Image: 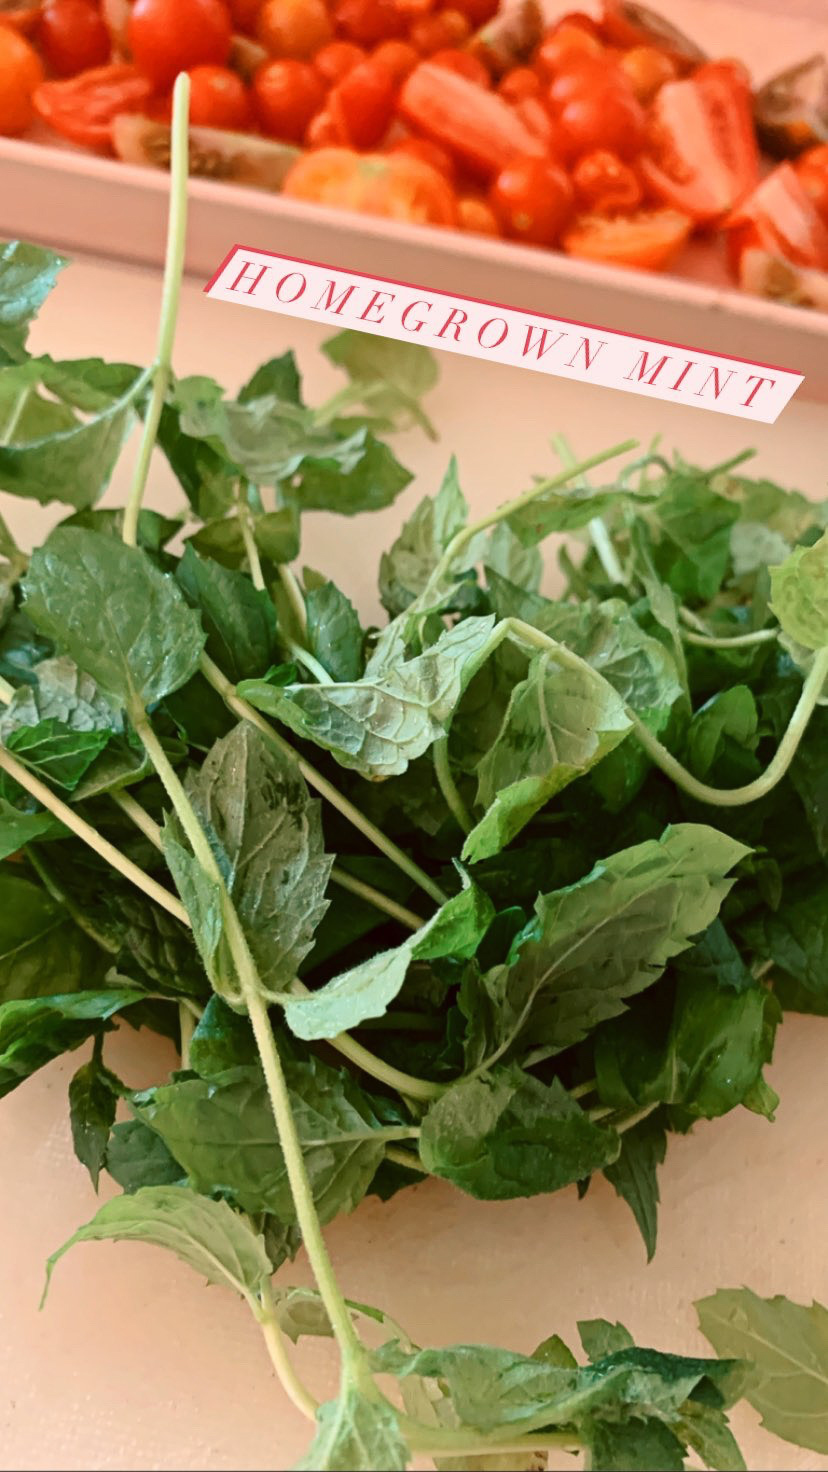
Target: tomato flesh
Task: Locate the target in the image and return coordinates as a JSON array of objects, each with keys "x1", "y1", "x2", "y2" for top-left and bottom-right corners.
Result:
[
  {"x1": 563, "y1": 207, "x2": 692, "y2": 269},
  {"x1": 573, "y1": 149, "x2": 642, "y2": 214},
  {"x1": 726, "y1": 162, "x2": 828, "y2": 271},
  {"x1": 283, "y1": 145, "x2": 458, "y2": 226},
  {"x1": 0, "y1": 22, "x2": 42, "y2": 134},
  {"x1": 33, "y1": 61, "x2": 154, "y2": 148},
  {"x1": 328, "y1": 58, "x2": 395, "y2": 149},
  {"x1": 400, "y1": 61, "x2": 544, "y2": 178},
  {"x1": 641, "y1": 69, "x2": 759, "y2": 223}
]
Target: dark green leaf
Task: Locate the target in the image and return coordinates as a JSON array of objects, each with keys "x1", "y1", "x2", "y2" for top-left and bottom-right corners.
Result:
[
  {"x1": 176, "y1": 543, "x2": 278, "y2": 682},
  {"x1": 603, "y1": 1115, "x2": 666, "y2": 1262},
  {"x1": 0, "y1": 241, "x2": 66, "y2": 365},
  {"x1": 238, "y1": 350, "x2": 302, "y2": 406},
  {"x1": 0, "y1": 987, "x2": 141, "y2": 1097},
  {"x1": 379, "y1": 457, "x2": 472, "y2": 615},
  {"x1": 105, "y1": 1118, "x2": 184, "y2": 1193},
  {"x1": 685, "y1": 687, "x2": 759, "y2": 783},
  {"x1": 0, "y1": 873, "x2": 109, "y2": 1001},
  {"x1": 68, "y1": 1052, "x2": 121, "y2": 1188},
  {"x1": 188, "y1": 995, "x2": 257, "y2": 1078},
  {"x1": 0, "y1": 797, "x2": 65, "y2": 857},
  {"x1": 586, "y1": 1417, "x2": 686, "y2": 1470},
  {"x1": 306, "y1": 578, "x2": 364, "y2": 682},
  {"x1": 770, "y1": 531, "x2": 828, "y2": 650},
  {"x1": 4, "y1": 720, "x2": 111, "y2": 791},
  {"x1": 739, "y1": 873, "x2": 828, "y2": 999}
]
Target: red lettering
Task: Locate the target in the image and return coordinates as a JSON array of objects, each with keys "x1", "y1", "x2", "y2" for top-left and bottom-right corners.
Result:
[
  {"x1": 625, "y1": 350, "x2": 671, "y2": 386},
  {"x1": 312, "y1": 279, "x2": 356, "y2": 314},
  {"x1": 437, "y1": 307, "x2": 467, "y2": 341},
  {"x1": 742, "y1": 374, "x2": 777, "y2": 408},
  {"x1": 669, "y1": 359, "x2": 696, "y2": 392},
  {"x1": 565, "y1": 336, "x2": 606, "y2": 371},
  {"x1": 521, "y1": 325, "x2": 567, "y2": 360},
  {"x1": 401, "y1": 299, "x2": 432, "y2": 333},
  {"x1": 275, "y1": 272, "x2": 306, "y2": 303},
  {"x1": 228, "y1": 259, "x2": 269, "y2": 295},
  {"x1": 695, "y1": 367, "x2": 735, "y2": 400},
  {"x1": 360, "y1": 289, "x2": 395, "y2": 324},
  {"x1": 478, "y1": 317, "x2": 509, "y2": 350}
]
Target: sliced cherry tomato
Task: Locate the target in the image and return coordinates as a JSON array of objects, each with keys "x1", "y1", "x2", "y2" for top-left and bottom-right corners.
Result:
[
  {"x1": 33, "y1": 60, "x2": 154, "y2": 146},
  {"x1": 328, "y1": 56, "x2": 394, "y2": 148},
  {"x1": 371, "y1": 38, "x2": 418, "y2": 83},
  {"x1": 0, "y1": 4, "x2": 43, "y2": 37},
  {"x1": 726, "y1": 162, "x2": 828, "y2": 271},
  {"x1": 253, "y1": 57, "x2": 323, "y2": 141},
  {"x1": 313, "y1": 40, "x2": 365, "y2": 86},
  {"x1": 37, "y1": 0, "x2": 110, "y2": 76},
  {"x1": 554, "y1": 72, "x2": 645, "y2": 159},
  {"x1": 641, "y1": 68, "x2": 759, "y2": 223},
  {"x1": 694, "y1": 57, "x2": 752, "y2": 96},
  {"x1": 536, "y1": 21, "x2": 603, "y2": 78},
  {"x1": 513, "y1": 95, "x2": 570, "y2": 159},
  {"x1": 335, "y1": 0, "x2": 405, "y2": 45},
  {"x1": 282, "y1": 145, "x2": 458, "y2": 225},
  {"x1": 430, "y1": 47, "x2": 489, "y2": 88},
  {"x1": 497, "y1": 66, "x2": 539, "y2": 103},
  {"x1": 457, "y1": 195, "x2": 500, "y2": 234},
  {"x1": 188, "y1": 63, "x2": 252, "y2": 128},
  {"x1": 257, "y1": 0, "x2": 332, "y2": 59},
  {"x1": 795, "y1": 143, "x2": 828, "y2": 224},
  {"x1": 619, "y1": 44, "x2": 676, "y2": 103},
  {"x1": 562, "y1": 206, "x2": 692, "y2": 269},
  {"x1": 390, "y1": 133, "x2": 455, "y2": 181},
  {"x1": 400, "y1": 61, "x2": 544, "y2": 178},
  {"x1": 0, "y1": 22, "x2": 42, "y2": 133},
  {"x1": 573, "y1": 148, "x2": 642, "y2": 214},
  {"x1": 128, "y1": 0, "x2": 232, "y2": 91},
  {"x1": 305, "y1": 107, "x2": 340, "y2": 146},
  {"x1": 410, "y1": 8, "x2": 470, "y2": 55},
  {"x1": 599, "y1": 1, "x2": 705, "y2": 71},
  {"x1": 490, "y1": 155, "x2": 574, "y2": 244}
]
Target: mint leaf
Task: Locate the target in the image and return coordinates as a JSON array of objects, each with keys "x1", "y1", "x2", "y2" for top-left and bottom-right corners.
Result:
[
  {"x1": 686, "y1": 687, "x2": 759, "y2": 782},
  {"x1": 68, "y1": 1052, "x2": 121, "y2": 1188},
  {"x1": 0, "y1": 987, "x2": 141, "y2": 1097},
  {"x1": 43, "y1": 1185, "x2": 272, "y2": 1308},
  {"x1": 586, "y1": 1418, "x2": 686, "y2": 1471},
  {"x1": 739, "y1": 874, "x2": 828, "y2": 1000},
  {"x1": 697, "y1": 1289, "x2": 828, "y2": 1455},
  {"x1": 0, "y1": 873, "x2": 109, "y2": 1001},
  {"x1": 420, "y1": 1067, "x2": 620, "y2": 1200},
  {"x1": 297, "y1": 1389, "x2": 409, "y2": 1471},
  {"x1": 176, "y1": 544, "x2": 278, "y2": 682},
  {"x1": 0, "y1": 655, "x2": 124, "y2": 735},
  {"x1": 0, "y1": 798, "x2": 65, "y2": 858},
  {"x1": 678, "y1": 1401, "x2": 746, "y2": 1471},
  {"x1": 0, "y1": 241, "x2": 66, "y2": 365},
  {"x1": 23, "y1": 529, "x2": 204, "y2": 708},
  {"x1": 770, "y1": 531, "x2": 828, "y2": 650},
  {"x1": 3, "y1": 721, "x2": 111, "y2": 791},
  {"x1": 322, "y1": 328, "x2": 438, "y2": 438},
  {"x1": 603, "y1": 1115, "x2": 666, "y2": 1262},
  {"x1": 105, "y1": 1119, "x2": 184, "y2": 1193},
  {"x1": 485, "y1": 522, "x2": 542, "y2": 592},
  {"x1": 577, "y1": 1320, "x2": 634, "y2": 1361},
  {"x1": 379, "y1": 457, "x2": 472, "y2": 615},
  {"x1": 305, "y1": 578, "x2": 364, "y2": 682}
]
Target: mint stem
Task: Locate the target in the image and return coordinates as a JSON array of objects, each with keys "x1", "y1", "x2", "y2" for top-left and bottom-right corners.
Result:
[
  {"x1": 433, "y1": 735, "x2": 472, "y2": 834},
  {"x1": 553, "y1": 433, "x2": 626, "y2": 587},
  {"x1": 255, "y1": 1279, "x2": 319, "y2": 1420}
]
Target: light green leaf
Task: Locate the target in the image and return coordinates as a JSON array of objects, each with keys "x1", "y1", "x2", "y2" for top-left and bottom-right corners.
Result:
[
  {"x1": 161, "y1": 828, "x2": 230, "y2": 998},
  {"x1": 323, "y1": 329, "x2": 438, "y2": 435},
  {"x1": 306, "y1": 578, "x2": 364, "y2": 682},
  {"x1": 770, "y1": 531, "x2": 828, "y2": 651},
  {"x1": 0, "y1": 987, "x2": 142, "y2": 1097},
  {"x1": 506, "y1": 485, "x2": 633, "y2": 549},
  {"x1": 0, "y1": 873, "x2": 109, "y2": 1002},
  {"x1": 578, "y1": 1320, "x2": 634, "y2": 1362},
  {"x1": 0, "y1": 655, "x2": 124, "y2": 736},
  {"x1": 485, "y1": 522, "x2": 542, "y2": 593},
  {"x1": 240, "y1": 616, "x2": 495, "y2": 780},
  {"x1": 379, "y1": 457, "x2": 473, "y2": 615},
  {"x1": 586, "y1": 1418, "x2": 686, "y2": 1471},
  {"x1": 3, "y1": 720, "x2": 111, "y2": 791},
  {"x1": 420, "y1": 1067, "x2": 619, "y2": 1201},
  {"x1": 0, "y1": 797, "x2": 65, "y2": 858},
  {"x1": 603, "y1": 1115, "x2": 666, "y2": 1263},
  {"x1": 43, "y1": 1185, "x2": 272, "y2": 1308},
  {"x1": 176, "y1": 544, "x2": 278, "y2": 683},
  {"x1": 678, "y1": 1401, "x2": 747, "y2": 1471},
  {"x1": 23, "y1": 529, "x2": 205, "y2": 708},
  {"x1": 465, "y1": 650, "x2": 632, "y2": 861},
  {"x1": 697, "y1": 1289, "x2": 828, "y2": 1455},
  {"x1": 0, "y1": 241, "x2": 66, "y2": 365},
  {"x1": 296, "y1": 1389, "x2": 409, "y2": 1471},
  {"x1": 68, "y1": 1052, "x2": 121, "y2": 1188}
]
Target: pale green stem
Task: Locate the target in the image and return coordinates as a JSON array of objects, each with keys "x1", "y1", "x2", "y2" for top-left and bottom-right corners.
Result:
[
  {"x1": 708, "y1": 448, "x2": 757, "y2": 478},
  {"x1": 0, "y1": 744, "x2": 189, "y2": 924},
  {"x1": 255, "y1": 1279, "x2": 319, "y2": 1421},
  {"x1": 285, "y1": 638, "x2": 333, "y2": 685},
  {"x1": 277, "y1": 563, "x2": 308, "y2": 639},
  {"x1": 419, "y1": 438, "x2": 637, "y2": 610},
  {"x1": 615, "y1": 1102, "x2": 658, "y2": 1134},
  {"x1": 111, "y1": 789, "x2": 164, "y2": 846},
  {"x1": 433, "y1": 735, "x2": 472, "y2": 835},
  {"x1": 588, "y1": 1104, "x2": 615, "y2": 1122},
  {"x1": 384, "y1": 1145, "x2": 428, "y2": 1174},
  {"x1": 122, "y1": 73, "x2": 190, "y2": 549},
  {"x1": 553, "y1": 433, "x2": 626, "y2": 587},
  {"x1": 682, "y1": 626, "x2": 778, "y2": 650},
  {"x1": 397, "y1": 1414, "x2": 584, "y2": 1457},
  {"x1": 1, "y1": 385, "x2": 32, "y2": 446},
  {"x1": 569, "y1": 1077, "x2": 597, "y2": 1100},
  {"x1": 238, "y1": 488, "x2": 266, "y2": 593},
  {"x1": 178, "y1": 1002, "x2": 196, "y2": 1068},
  {"x1": 200, "y1": 652, "x2": 448, "y2": 905}
]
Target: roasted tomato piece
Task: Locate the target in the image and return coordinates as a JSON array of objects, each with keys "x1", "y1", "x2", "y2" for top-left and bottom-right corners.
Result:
[
  {"x1": 32, "y1": 62, "x2": 155, "y2": 149},
  {"x1": 726, "y1": 162, "x2": 828, "y2": 271},
  {"x1": 599, "y1": 1, "x2": 706, "y2": 70},
  {"x1": 754, "y1": 55, "x2": 828, "y2": 159},
  {"x1": 573, "y1": 149, "x2": 642, "y2": 214},
  {"x1": 282, "y1": 146, "x2": 458, "y2": 226},
  {"x1": 640, "y1": 66, "x2": 759, "y2": 223},
  {"x1": 562, "y1": 207, "x2": 692, "y2": 270}
]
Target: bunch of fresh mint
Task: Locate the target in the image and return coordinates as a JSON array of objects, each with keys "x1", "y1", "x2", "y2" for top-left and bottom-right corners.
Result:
[{"x1": 2, "y1": 84, "x2": 828, "y2": 1472}]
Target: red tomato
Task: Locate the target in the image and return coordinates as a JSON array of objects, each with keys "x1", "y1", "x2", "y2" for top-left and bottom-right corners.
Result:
[
  {"x1": 410, "y1": 8, "x2": 470, "y2": 54},
  {"x1": 128, "y1": 0, "x2": 232, "y2": 90},
  {"x1": 497, "y1": 66, "x2": 540, "y2": 103},
  {"x1": 490, "y1": 156, "x2": 574, "y2": 245},
  {"x1": 694, "y1": 57, "x2": 752, "y2": 95},
  {"x1": 253, "y1": 56, "x2": 323, "y2": 140},
  {"x1": 0, "y1": 22, "x2": 42, "y2": 133},
  {"x1": 619, "y1": 45, "x2": 676, "y2": 102},
  {"x1": 726, "y1": 163, "x2": 828, "y2": 271},
  {"x1": 328, "y1": 57, "x2": 394, "y2": 148},
  {"x1": 390, "y1": 132, "x2": 455, "y2": 180},
  {"x1": 430, "y1": 47, "x2": 489, "y2": 87},
  {"x1": 546, "y1": 56, "x2": 617, "y2": 110},
  {"x1": 395, "y1": 0, "x2": 435, "y2": 14},
  {"x1": 0, "y1": 4, "x2": 42, "y2": 37},
  {"x1": 401, "y1": 61, "x2": 543, "y2": 178},
  {"x1": 305, "y1": 107, "x2": 340, "y2": 145},
  {"x1": 562, "y1": 207, "x2": 692, "y2": 269},
  {"x1": 795, "y1": 144, "x2": 828, "y2": 224},
  {"x1": 313, "y1": 40, "x2": 365, "y2": 85},
  {"x1": 371, "y1": 38, "x2": 418, "y2": 83},
  {"x1": 556, "y1": 76, "x2": 645, "y2": 160},
  {"x1": 228, "y1": 0, "x2": 261, "y2": 33},
  {"x1": 335, "y1": 0, "x2": 405, "y2": 45},
  {"x1": 283, "y1": 145, "x2": 458, "y2": 225},
  {"x1": 641, "y1": 68, "x2": 759, "y2": 223},
  {"x1": 188, "y1": 63, "x2": 251, "y2": 128},
  {"x1": 33, "y1": 61, "x2": 153, "y2": 146},
  {"x1": 536, "y1": 22, "x2": 603, "y2": 78},
  {"x1": 573, "y1": 148, "x2": 641, "y2": 213},
  {"x1": 37, "y1": 0, "x2": 110, "y2": 77},
  {"x1": 257, "y1": 0, "x2": 332, "y2": 58},
  {"x1": 449, "y1": 0, "x2": 498, "y2": 24},
  {"x1": 457, "y1": 195, "x2": 500, "y2": 234},
  {"x1": 513, "y1": 95, "x2": 570, "y2": 158}
]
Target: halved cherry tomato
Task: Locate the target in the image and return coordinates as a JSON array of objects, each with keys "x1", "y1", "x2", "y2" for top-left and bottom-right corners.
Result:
[
  {"x1": 619, "y1": 45, "x2": 676, "y2": 103},
  {"x1": 497, "y1": 66, "x2": 539, "y2": 103},
  {"x1": 328, "y1": 56, "x2": 394, "y2": 148},
  {"x1": 313, "y1": 40, "x2": 365, "y2": 86},
  {"x1": 573, "y1": 149, "x2": 642, "y2": 214},
  {"x1": 641, "y1": 67, "x2": 759, "y2": 223},
  {"x1": 457, "y1": 195, "x2": 500, "y2": 234},
  {"x1": 253, "y1": 57, "x2": 323, "y2": 140},
  {"x1": 410, "y1": 8, "x2": 470, "y2": 55},
  {"x1": 400, "y1": 61, "x2": 543, "y2": 178},
  {"x1": 795, "y1": 144, "x2": 828, "y2": 224},
  {"x1": 430, "y1": 47, "x2": 489, "y2": 88},
  {"x1": 305, "y1": 107, "x2": 340, "y2": 146},
  {"x1": 0, "y1": 21, "x2": 42, "y2": 133},
  {"x1": 257, "y1": 0, "x2": 332, "y2": 59},
  {"x1": 490, "y1": 155, "x2": 574, "y2": 244},
  {"x1": 282, "y1": 145, "x2": 458, "y2": 225},
  {"x1": 188, "y1": 63, "x2": 252, "y2": 128},
  {"x1": 535, "y1": 21, "x2": 603, "y2": 78},
  {"x1": 390, "y1": 132, "x2": 455, "y2": 181},
  {"x1": 0, "y1": 3, "x2": 42, "y2": 37},
  {"x1": 599, "y1": 1, "x2": 706, "y2": 71},
  {"x1": 726, "y1": 162, "x2": 828, "y2": 270},
  {"x1": 371, "y1": 38, "x2": 418, "y2": 83},
  {"x1": 562, "y1": 206, "x2": 692, "y2": 269},
  {"x1": 33, "y1": 61, "x2": 153, "y2": 147},
  {"x1": 37, "y1": 0, "x2": 110, "y2": 76},
  {"x1": 513, "y1": 95, "x2": 569, "y2": 159},
  {"x1": 335, "y1": 0, "x2": 405, "y2": 45},
  {"x1": 128, "y1": 0, "x2": 232, "y2": 91}
]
